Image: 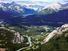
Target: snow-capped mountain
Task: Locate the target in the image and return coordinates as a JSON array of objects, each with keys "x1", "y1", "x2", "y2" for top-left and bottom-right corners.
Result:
[
  {"x1": 16, "y1": 1, "x2": 47, "y2": 11},
  {"x1": 44, "y1": 2, "x2": 62, "y2": 11},
  {"x1": 1, "y1": 1, "x2": 68, "y2": 16},
  {"x1": 38, "y1": 2, "x2": 68, "y2": 15},
  {"x1": 0, "y1": 1, "x2": 68, "y2": 16},
  {"x1": 0, "y1": 2, "x2": 37, "y2": 16},
  {"x1": 0, "y1": 1, "x2": 68, "y2": 26}
]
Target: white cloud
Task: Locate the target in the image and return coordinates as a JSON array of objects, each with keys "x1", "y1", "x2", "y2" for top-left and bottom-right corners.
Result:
[
  {"x1": 0, "y1": 0, "x2": 66, "y2": 2},
  {"x1": 0, "y1": 0, "x2": 67, "y2": 4}
]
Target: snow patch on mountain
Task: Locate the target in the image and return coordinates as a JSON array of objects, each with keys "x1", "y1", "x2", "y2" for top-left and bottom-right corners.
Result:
[
  {"x1": 0, "y1": 2, "x2": 37, "y2": 16},
  {"x1": 42, "y1": 2, "x2": 62, "y2": 11},
  {"x1": 38, "y1": 2, "x2": 68, "y2": 15}
]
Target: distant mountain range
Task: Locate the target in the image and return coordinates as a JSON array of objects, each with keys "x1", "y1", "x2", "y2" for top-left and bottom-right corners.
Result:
[
  {"x1": 0, "y1": 2, "x2": 68, "y2": 26},
  {"x1": 0, "y1": 2, "x2": 37, "y2": 16}
]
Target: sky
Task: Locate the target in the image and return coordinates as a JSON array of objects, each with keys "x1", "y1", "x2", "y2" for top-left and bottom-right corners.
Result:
[
  {"x1": 0, "y1": 0, "x2": 68, "y2": 4},
  {"x1": 0, "y1": 0, "x2": 67, "y2": 2}
]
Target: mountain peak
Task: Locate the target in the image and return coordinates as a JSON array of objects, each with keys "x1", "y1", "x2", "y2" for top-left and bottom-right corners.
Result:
[
  {"x1": 46, "y1": 2, "x2": 62, "y2": 10},
  {"x1": 38, "y1": 2, "x2": 63, "y2": 15}
]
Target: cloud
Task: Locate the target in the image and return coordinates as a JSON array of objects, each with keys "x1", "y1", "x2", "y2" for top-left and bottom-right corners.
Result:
[
  {"x1": 0, "y1": 0, "x2": 67, "y2": 4},
  {"x1": 0, "y1": 0, "x2": 64, "y2": 2}
]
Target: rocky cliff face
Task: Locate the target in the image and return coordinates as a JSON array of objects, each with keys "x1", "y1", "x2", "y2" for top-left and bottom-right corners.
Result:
[
  {"x1": 43, "y1": 24, "x2": 68, "y2": 44},
  {"x1": 0, "y1": 27, "x2": 24, "y2": 44}
]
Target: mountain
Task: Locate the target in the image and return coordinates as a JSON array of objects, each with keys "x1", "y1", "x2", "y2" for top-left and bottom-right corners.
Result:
[
  {"x1": 0, "y1": 1, "x2": 68, "y2": 26},
  {"x1": 0, "y1": 2, "x2": 36, "y2": 16},
  {"x1": 62, "y1": 3, "x2": 68, "y2": 9},
  {"x1": 19, "y1": 2, "x2": 68, "y2": 26},
  {"x1": 38, "y1": 2, "x2": 68, "y2": 15},
  {"x1": 38, "y1": 2, "x2": 61, "y2": 15},
  {"x1": 24, "y1": 8, "x2": 68, "y2": 26},
  {"x1": 0, "y1": 2, "x2": 37, "y2": 26}
]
